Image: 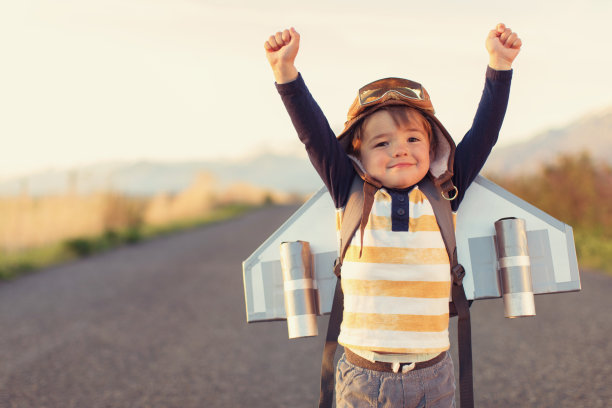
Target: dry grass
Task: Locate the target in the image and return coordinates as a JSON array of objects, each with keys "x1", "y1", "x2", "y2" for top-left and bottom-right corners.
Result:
[
  {"x1": 0, "y1": 193, "x2": 145, "y2": 251},
  {"x1": 0, "y1": 172, "x2": 300, "y2": 253}
]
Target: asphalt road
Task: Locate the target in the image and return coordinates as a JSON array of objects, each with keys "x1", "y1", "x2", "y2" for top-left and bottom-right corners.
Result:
[{"x1": 0, "y1": 205, "x2": 610, "y2": 408}]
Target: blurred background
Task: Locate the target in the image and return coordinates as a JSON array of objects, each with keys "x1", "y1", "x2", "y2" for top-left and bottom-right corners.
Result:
[
  {"x1": 0, "y1": 0, "x2": 610, "y2": 274},
  {"x1": 0, "y1": 2, "x2": 611, "y2": 407}
]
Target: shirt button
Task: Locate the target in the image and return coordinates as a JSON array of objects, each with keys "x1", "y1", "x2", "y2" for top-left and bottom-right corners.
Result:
[
  {"x1": 398, "y1": 195, "x2": 406, "y2": 202},
  {"x1": 397, "y1": 208, "x2": 406, "y2": 216}
]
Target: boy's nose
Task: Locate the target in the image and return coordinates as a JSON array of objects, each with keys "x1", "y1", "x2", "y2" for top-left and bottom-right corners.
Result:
[{"x1": 392, "y1": 142, "x2": 409, "y2": 157}]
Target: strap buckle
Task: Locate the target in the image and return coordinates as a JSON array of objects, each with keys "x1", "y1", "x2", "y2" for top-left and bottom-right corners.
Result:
[
  {"x1": 333, "y1": 257, "x2": 342, "y2": 278},
  {"x1": 451, "y1": 264, "x2": 465, "y2": 286},
  {"x1": 441, "y1": 186, "x2": 458, "y2": 201}
]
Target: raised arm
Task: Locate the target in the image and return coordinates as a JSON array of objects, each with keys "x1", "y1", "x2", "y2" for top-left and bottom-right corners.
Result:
[
  {"x1": 452, "y1": 23, "x2": 522, "y2": 209},
  {"x1": 265, "y1": 28, "x2": 355, "y2": 207}
]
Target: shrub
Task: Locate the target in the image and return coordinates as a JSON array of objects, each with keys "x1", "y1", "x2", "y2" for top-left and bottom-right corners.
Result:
[{"x1": 488, "y1": 152, "x2": 612, "y2": 274}]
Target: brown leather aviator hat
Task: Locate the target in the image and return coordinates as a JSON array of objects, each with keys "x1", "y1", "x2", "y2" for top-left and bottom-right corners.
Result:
[{"x1": 337, "y1": 77, "x2": 457, "y2": 195}]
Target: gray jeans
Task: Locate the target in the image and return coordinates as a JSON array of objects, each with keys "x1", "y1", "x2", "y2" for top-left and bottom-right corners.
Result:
[{"x1": 335, "y1": 352, "x2": 456, "y2": 408}]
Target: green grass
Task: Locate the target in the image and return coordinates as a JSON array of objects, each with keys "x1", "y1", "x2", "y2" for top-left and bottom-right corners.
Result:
[
  {"x1": 0, "y1": 203, "x2": 258, "y2": 281},
  {"x1": 0, "y1": 243, "x2": 75, "y2": 280},
  {"x1": 573, "y1": 228, "x2": 612, "y2": 275}
]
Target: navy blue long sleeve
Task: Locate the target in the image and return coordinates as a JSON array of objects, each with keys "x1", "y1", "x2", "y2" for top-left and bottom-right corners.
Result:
[
  {"x1": 452, "y1": 67, "x2": 512, "y2": 207},
  {"x1": 276, "y1": 67, "x2": 512, "y2": 213}
]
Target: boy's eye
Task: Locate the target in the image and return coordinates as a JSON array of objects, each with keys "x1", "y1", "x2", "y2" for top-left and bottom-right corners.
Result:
[
  {"x1": 408, "y1": 136, "x2": 421, "y2": 143},
  {"x1": 374, "y1": 141, "x2": 388, "y2": 148}
]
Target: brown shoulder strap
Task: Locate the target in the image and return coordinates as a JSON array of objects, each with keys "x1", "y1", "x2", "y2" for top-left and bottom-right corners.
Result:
[
  {"x1": 418, "y1": 177, "x2": 456, "y2": 262},
  {"x1": 335, "y1": 176, "x2": 365, "y2": 276},
  {"x1": 420, "y1": 176, "x2": 474, "y2": 408},
  {"x1": 320, "y1": 176, "x2": 363, "y2": 408},
  {"x1": 319, "y1": 277, "x2": 343, "y2": 408}
]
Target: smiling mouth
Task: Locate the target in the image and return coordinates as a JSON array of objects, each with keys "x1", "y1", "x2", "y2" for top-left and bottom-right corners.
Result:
[{"x1": 389, "y1": 163, "x2": 415, "y2": 169}]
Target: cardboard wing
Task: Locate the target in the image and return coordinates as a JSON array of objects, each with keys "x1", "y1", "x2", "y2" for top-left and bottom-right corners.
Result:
[{"x1": 243, "y1": 175, "x2": 580, "y2": 323}]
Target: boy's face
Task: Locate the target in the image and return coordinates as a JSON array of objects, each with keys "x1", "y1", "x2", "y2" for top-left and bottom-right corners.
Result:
[{"x1": 359, "y1": 110, "x2": 431, "y2": 189}]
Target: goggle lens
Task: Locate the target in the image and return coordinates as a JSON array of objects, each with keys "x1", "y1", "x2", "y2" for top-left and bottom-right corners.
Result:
[{"x1": 358, "y1": 78, "x2": 426, "y2": 106}]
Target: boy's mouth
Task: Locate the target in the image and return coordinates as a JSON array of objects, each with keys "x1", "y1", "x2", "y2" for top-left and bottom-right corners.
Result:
[{"x1": 389, "y1": 162, "x2": 415, "y2": 169}]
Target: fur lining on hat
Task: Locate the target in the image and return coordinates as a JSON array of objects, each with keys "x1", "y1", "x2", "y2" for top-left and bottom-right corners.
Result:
[{"x1": 429, "y1": 123, "x2": 452, "y2": 180}]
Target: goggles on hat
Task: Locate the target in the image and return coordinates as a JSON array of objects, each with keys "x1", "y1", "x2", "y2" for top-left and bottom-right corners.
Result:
[{"x1": 358, "y1": 77, "x2": 428, "y2": 106}]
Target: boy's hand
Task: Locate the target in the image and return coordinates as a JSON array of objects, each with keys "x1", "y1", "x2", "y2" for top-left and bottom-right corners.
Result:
[
  {"x1": 486, "y1": 23, "x2": 522, "y2": 70},
  {"x1": 264, "y1": 27, "x2": 300, "y2": 84}
]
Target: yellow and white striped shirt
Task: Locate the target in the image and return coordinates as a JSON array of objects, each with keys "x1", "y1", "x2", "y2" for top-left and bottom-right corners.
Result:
[{"x1": 336, "y1": 186, "x2": 453, "y2": 354}]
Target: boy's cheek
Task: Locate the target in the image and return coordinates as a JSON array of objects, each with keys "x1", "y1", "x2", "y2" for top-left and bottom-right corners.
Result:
[{"x1": 363, "y1": 160, "x2": 382, "y2": 178}]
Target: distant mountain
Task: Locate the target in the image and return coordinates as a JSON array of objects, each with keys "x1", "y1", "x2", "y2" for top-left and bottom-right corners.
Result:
[
  {"x1": 483, "y1": 106, "x2": 612, "y2": 176},
  {"x1": 2, "y1": 106, "x2": 610, "y2": 196},
  {"x1": 0, "y1": 153, "x2": 322, "y2": 196}
]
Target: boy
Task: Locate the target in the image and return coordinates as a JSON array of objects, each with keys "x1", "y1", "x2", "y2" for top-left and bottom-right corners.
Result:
[{"x1": 265, "y1": 24, "x2": 521, "y2": 407}]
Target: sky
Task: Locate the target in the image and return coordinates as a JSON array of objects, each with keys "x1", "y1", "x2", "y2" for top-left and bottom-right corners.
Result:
[{"x1": 1, "y1": 0, "x2": 611, "y2": 179}]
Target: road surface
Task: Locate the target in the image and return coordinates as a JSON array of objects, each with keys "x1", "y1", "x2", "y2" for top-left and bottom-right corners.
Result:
[{"x1": 0, "y1": 205, "x2": 610, "y2": 407}]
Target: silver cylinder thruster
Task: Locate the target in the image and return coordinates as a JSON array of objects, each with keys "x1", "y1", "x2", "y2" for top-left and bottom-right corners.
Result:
[
  {"x1": 279, "y1": 241, "x2": 319, "y2": 338},
  {"x1": 494, "y1": 218, "x2": 536, "y2": 318}
]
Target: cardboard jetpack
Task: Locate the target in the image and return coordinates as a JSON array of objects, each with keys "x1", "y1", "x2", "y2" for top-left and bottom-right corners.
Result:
[{"x1": 242, "y1": 175, "x2": 581, "y2": 325}]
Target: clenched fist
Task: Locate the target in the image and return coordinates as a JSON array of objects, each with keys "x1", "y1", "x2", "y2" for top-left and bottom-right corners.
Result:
[
  {"x1": 264, "y1": 27, "x2": 300, "y2": 84},
  {"x1": 486, "y1": 23, "x2": 522, "y2": 70}
]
